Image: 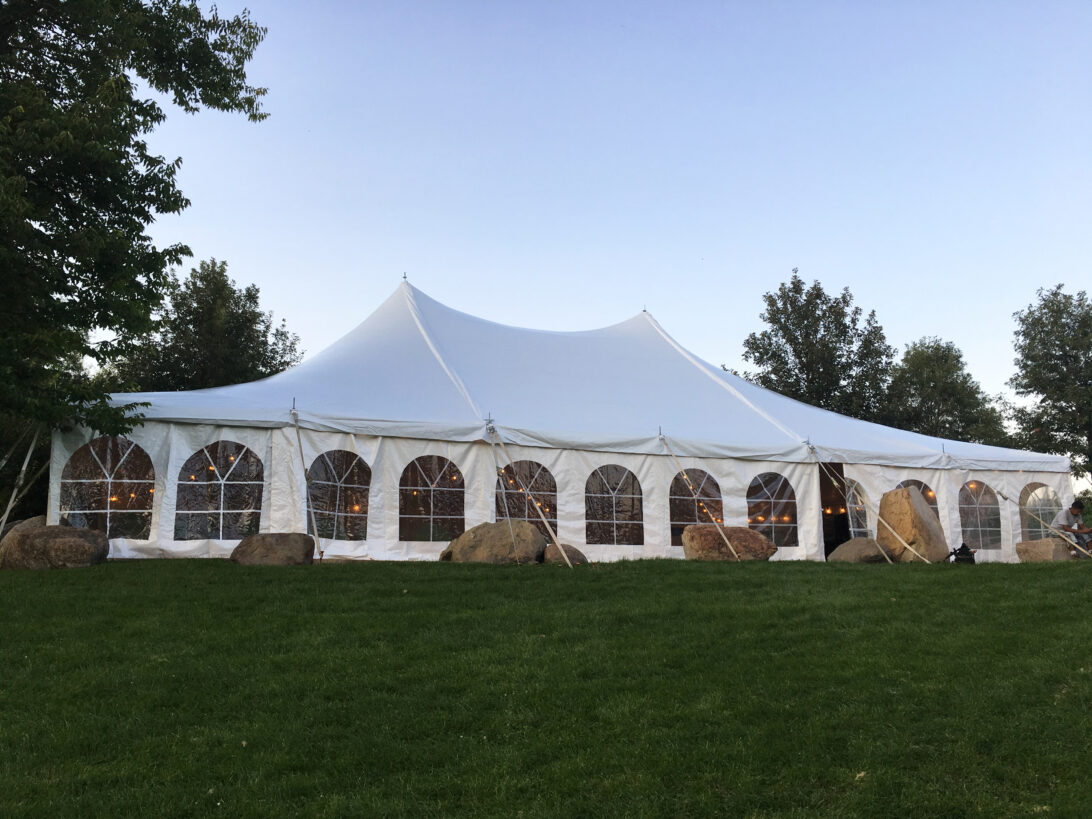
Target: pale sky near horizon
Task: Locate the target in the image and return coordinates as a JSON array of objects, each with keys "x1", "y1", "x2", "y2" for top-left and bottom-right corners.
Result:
[{"x1": 144, "y1": 0, "x2": 1092, "y2": 400}]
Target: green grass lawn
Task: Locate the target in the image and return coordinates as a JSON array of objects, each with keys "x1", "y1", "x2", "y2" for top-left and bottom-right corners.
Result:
[{"x1": 2, "y1": 559, "x2": 1091, "y2": 818}]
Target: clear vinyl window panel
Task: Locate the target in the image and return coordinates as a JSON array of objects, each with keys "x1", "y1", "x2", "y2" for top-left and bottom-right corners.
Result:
[
  {"x1": 844, "y1": 479, "x2": 870, "y2": 539},
  {"x1": 585, "y1": 464, "x2": 644, "y2": 546},
  {"x1": 668, "y1": 469, "x2": 722, "y2": 547},
  {"x1": 1019, "y1": 483, "x2": 1062, "y2": 542},
  {"x1": 496, "y1": 461, "x2": 557, "y2": 538},
  {"x1": 307, "y1": 450, "x2": 371, "y2": 541},
  {"x1": 174, "y1": 440, "x2": 264, "y2": 541},
  {"x1": 747, "y1": 472, "x2": 797, "y2": 548},
  {"x1": 399, "y1": 455, "x2": 465, "y2": 542},
  {"x1": 958, "y1": 479, "x2": 1002, "y2": 550},
  {"x1": 59, "y1": 436, "x2": 155, "y2": 539}
]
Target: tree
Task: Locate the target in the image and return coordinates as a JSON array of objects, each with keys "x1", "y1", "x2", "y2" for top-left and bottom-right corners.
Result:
[
  {"x1": 0, "y1": 1, "x2": 267, "y2": 435},
  {"x1": 1009, "y1": 285, "x2": 1092, "y2": 477},
  {"x1": 741, "y1": 269, "x2": 895, "y2": 421},
  {"x1": 881, "y1": 337, "x2": 1009, "y2": 445},
  {"x1": 109, "y1": 259, "x2": 303, "y2": 392}
]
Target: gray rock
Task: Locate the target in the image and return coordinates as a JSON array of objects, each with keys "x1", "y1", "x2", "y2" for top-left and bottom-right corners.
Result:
[
  {"x1": 0, "y1": 517, "x2": 108, "y2": 569},
  {"x1": 681, "y1": 525, "x2": 776, "y2": 561},
  {"x1": 876, "y1": 487, "x2": 950, "y2": 563},
  {"x1": 1015, "y1": 538, "x2": 1075, "y2": 563},
  {"x1": 230, "y1": 533, "x2": 315, "y2": 566},
  {"x1": 827, "y1": 537, "x2": 893, "y2": 563},
  {"x1": 440, "y1": 521, "x2": 546, "y2": 564},
  {"x1": 543, "y1": 542, "x2": 588, "y2": 565}
]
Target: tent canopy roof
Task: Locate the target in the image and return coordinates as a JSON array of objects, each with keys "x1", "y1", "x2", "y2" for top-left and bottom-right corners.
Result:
[{"x1": 114, "y1": 282, "x2": 1069, "y2": 471}]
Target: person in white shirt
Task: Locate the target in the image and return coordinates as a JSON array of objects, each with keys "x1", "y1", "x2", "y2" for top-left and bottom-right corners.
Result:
[{"x1": 1052, "y1": 500, "x2": 1092, "y2": 555}]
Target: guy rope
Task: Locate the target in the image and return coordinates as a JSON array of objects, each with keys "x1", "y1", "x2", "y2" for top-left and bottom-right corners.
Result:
[
  {"x1": 487, "y1": 422, "x2": 574, "y2": 569},
  {"x1": 994, "y1": 488, "x2": 1092, "y2": 558},
  {"x1": 659, "y1": 432, "x2": 741, "y2": 562},
  {"x1": 290, "y1": 401, "x2": 324, "y2": 562},
  {"x1": 810, "y1": 453, "x2": 927, "y2": 563}
]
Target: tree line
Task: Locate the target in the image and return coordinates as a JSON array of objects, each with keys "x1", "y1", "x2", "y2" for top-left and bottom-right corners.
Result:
[{"x1": 736, "y1": 270, "x2": 1092, "y2": 477}]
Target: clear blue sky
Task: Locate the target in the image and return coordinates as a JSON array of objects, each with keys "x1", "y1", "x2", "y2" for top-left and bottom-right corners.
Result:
[{"x1": 145, "y1": 0, "x2": 1092, "y2": 398}]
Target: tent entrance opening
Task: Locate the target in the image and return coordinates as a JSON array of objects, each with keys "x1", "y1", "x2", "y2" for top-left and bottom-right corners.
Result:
[{"x1": 820, "y1": 463, "x2": 851, "y2": 558}]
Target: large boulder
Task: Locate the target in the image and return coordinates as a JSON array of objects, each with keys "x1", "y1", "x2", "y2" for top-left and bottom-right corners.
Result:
[
  {"x1": 1016, "y1": 538, "x2": 1075, "y2": 563},
  {"x1": 827, "y1": 537, "x2": 893, "y2": 563},
  {"x1": 0, "y1": 517, "x2": 108, "y2": 569},
  {"x1": 543, "y1": 542, "x2": 588, "y2": 565},
  {"x1": 2, "y1": 514, "x2": 45, "y2": 540},
  {"x1": 875, "y1": 487, "x2": 950, "y2": 563},
  {"x1": 681, "y1": 525, "x2": 777, "y2": 561},
  {"x1": 439, "y1": 521, "x2": 547, "y2": 564},
  {"x1": 230, "y1": 533, "x2": 315, "y2": 566}
]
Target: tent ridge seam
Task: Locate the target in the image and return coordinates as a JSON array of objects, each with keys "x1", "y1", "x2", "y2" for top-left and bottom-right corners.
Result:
[
  {"x1": 402, "y1": 284, "x2": 484, "y2": 422},
  {"x1": 640, "y1": 313, "x2": 805, "y2": 446}
]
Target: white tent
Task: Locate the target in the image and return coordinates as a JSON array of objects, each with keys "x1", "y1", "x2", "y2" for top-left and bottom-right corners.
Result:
[{"x1": 50, "y1": 282, "x2": 1071, "y2": 562}]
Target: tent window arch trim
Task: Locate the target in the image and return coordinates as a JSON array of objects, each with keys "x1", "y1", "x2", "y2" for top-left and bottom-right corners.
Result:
[
  {"x1": 585, "y1": 464, "x2": 644, "y2": 546},
  {"x1": 307, "y1": 450, "x2": 371, "y2": 541},
  {"x1": 174, "y1": 440, "x2": 265, "y2": 541},
  {"x1": 59, "y1": 435, "x2": 155, "y2": 540},
  {"x1": 399, "y1": 455, "x2": 465, "y2": 542}
]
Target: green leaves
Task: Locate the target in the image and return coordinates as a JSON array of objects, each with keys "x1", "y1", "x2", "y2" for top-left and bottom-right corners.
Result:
[
  {"x1": 1010, "y1": 286, "x2": 1092, "y2": 476},
  {"x1": 0, "y1": 0, "x2": 267, "y2": 433},
  {"x1": 109, "y1": 259, "x2": 303, "y2": 393},
  {"x1": 883, "y1": 337, "x2": 1009, "y2": 446},
  {"x1": 741, "y1": 269, "x2": 895, "y2": 422}
]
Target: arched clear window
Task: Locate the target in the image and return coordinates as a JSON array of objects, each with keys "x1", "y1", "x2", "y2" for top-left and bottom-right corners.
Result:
[
  {"x1": 307, "y1": 450, "x2": 371, "y2": 541},
  {"x1": 959, "y1": 479, "x2": 1002, "y2": 550},
  {"x1": 59, "y1": 436, "x2": 155, "y2": 539},
  {"x1": 669, "y1": 469, "x2": 722, "y2": 546},
  {"x1": 747, "y1": 472, "x2": 797, "y2": 548},
  {"x1": 399, "y1": 456, "x2": 464, "y2": 541},
  {"x1": 174, "y1": 441, "x2": 264, "y2": 541},
  {"x1": 1019, "y1": 483, "x2": 1061, "y2": 542},
  {"x1": 845, "y1": 479, "x2": 870, "y2": 539},
  {"x1": 585, "y1": 465, "x2": 643, "y2": 545},
  {"x1": 896, "y1": 479, "x2": 940, "y2": 518},
  {"x1": 496, "y1": 461, "x2": 557, "y2": 537}
]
